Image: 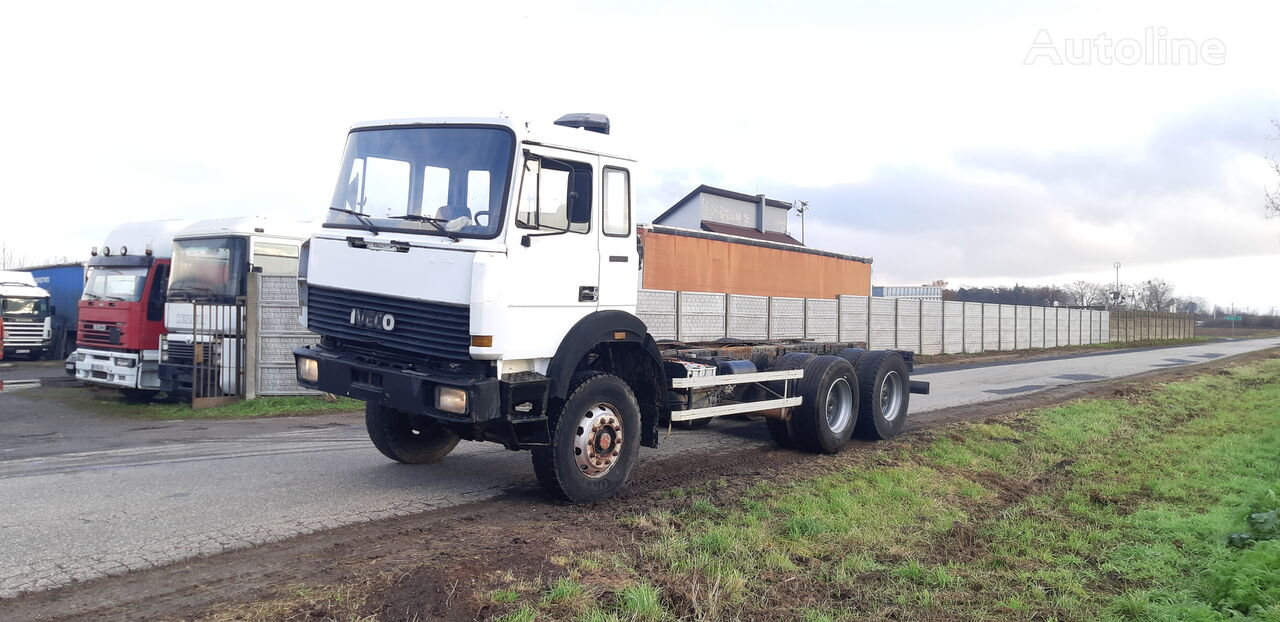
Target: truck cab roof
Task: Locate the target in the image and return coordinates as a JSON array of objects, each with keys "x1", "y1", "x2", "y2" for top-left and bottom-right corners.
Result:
[
  {"x1": 173, "y1": 216, "x2": 317, "y2": 242},
  {"x1": 95, "y1": 219, "x2": 192, "y2": 261},
  {"x1": 349, "y1": 116, "x2": 635, "y2": 162},
  {"x1": 0, "y1": 271, "x2": 50, "y2": 299}
]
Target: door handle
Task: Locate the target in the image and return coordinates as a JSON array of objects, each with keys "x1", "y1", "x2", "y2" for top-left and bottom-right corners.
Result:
[{"x1": 579, "y1": 286, "x2": 599, "y2": 302}]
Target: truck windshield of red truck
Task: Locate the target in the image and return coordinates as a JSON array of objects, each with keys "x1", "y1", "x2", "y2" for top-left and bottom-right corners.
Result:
[
  {"x1": 168, "y1": 237, "x2": 248, "y2": 303},
  {"x1": 82, "y1": 267, "x2": 148, "y2": 302}
]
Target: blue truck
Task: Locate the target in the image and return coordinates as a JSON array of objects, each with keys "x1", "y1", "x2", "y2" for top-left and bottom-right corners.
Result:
[{"x1": 22, "y1": 263, "x2": 86, "y2": 359}]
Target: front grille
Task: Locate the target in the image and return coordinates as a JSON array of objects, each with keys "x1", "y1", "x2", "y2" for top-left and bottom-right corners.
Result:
[
  {"x1": 3, "y1": 322, "x2": 44, "y2": 346},
  {"x1": 307, "y1": 286, "x2": 471, "y2": 361},
  {"x1": 80, "y1": 321, "x2": 125, "y2": 346}
]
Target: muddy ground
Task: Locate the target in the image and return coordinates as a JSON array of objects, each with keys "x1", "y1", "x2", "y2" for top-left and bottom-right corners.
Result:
[{"x1": 4, "y1": 346, "x2": 1277, "y2": 622}]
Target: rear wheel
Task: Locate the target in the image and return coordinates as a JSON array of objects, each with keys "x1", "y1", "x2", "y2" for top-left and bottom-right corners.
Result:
[
  {"x1": 853, "y1": 351, "x2": 910, "y2": 440},
  {"x1": 532, "y1": 371, "x2": 642, "y2": 502},
  {"x1": 764, "y1": 352, "x2": 815, "y2": 448},
  {"x1": 365, "y1": 402, "x2": 461, "y2": 464},
  {"x1": 791, "y1": 355, "x2": 859, "y2": 454}
]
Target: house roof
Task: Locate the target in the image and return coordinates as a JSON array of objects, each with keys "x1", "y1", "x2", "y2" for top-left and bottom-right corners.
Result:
[
  {"x1": 653, "y1": 184, "x2": 794, "y2": 225},
  {"x1": 643, "y1": 224, "x2": 872, "y2": 264},
  {"x1": 700, "y1": 221, "x2": 803, "y2": 246}
]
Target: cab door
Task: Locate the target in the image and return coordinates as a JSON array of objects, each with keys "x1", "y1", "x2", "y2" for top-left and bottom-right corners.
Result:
[
  {"x1": 503, "y1": 148, "x2": 601, "y2": 359},
  {"x1": 597, "y1": 164, "x2": 638, "y2": 311}
]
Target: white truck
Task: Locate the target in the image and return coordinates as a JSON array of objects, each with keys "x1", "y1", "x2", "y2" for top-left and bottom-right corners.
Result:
[
  {"x1": 0, "y1": 271, "x2": 52, "y2": 359},
  {"x1": 158, "y1": 217, "x2": 312, "y2": 401},
  {"x1": 293, "y1": 114, "x2": 929, "y2": 501}
]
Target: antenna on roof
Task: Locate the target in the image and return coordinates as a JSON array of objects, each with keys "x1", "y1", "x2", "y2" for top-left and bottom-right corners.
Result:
[{"x1": 793, "y1": 200, "x2": 810, "y2": 245}]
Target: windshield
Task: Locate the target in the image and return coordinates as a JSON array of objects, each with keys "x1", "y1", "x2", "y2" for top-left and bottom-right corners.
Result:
[
  {"x1": 82, "y1": 266, "x2": 149, "y2": 302},
  {"x1": 168, "y1": 237, "x2": 248, "y2": 303},
  {"x1": 2, "y1": 297, "x2": 49, "y2": 317},
  {"x1": 326, "y1": 126, "x2": 515, "y2": 239}
]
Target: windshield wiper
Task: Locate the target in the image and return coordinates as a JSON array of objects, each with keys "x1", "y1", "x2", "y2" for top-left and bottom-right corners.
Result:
[
  {"x1": 389, "y1": 214, "x2": 460, "y2": 241},
  {"x1": 329, "y1": 207, "x2": 380, "y2": 236}
]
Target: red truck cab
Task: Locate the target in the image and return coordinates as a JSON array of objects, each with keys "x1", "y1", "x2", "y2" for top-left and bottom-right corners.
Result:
[{"x1": 73, "y1": 220, "x2": 189, "y2": 399}]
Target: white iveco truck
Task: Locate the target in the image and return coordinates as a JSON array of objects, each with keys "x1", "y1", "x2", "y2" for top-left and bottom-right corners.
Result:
[
  {"x1": 159, "y1": 217, "x2": 312, "y2": 401},
  {"x1": 0, "y1": 271, "x2": 52, "y2": 359},
  {"x1": 294, "y1": 114, "x2": 929, "y2": 501}
]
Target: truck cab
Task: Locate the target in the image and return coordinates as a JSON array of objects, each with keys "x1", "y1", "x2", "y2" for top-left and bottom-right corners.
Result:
[
  {"x1": 0, "y1": 271, "x2": 53, "y2": 360},
  {"x1": 159, "y1": 217, "x2": 312, "y2": 400},
  {"x1": 295, "y1": 114, "x2": 925, "y2": 502},
  {"x1": 73, "y1": 220, "x2": 189, "y2": 398}
]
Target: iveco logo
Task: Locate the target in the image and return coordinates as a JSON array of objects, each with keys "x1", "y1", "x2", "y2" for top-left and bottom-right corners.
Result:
[{"x1": 349, "y1": 308, "x2": 396, "y2": 332}]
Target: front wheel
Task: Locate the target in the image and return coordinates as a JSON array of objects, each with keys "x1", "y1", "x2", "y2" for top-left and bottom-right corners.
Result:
[
  {"x1": 365, "y1": 402, "x2": 461, "y2": 464},
  {"x1": 532, "y1": 371, "x2": 642, "y2": 502}
]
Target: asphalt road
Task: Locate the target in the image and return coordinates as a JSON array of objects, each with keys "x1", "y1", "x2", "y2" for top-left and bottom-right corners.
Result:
[{"x1": 0, "y1": 338, "x2": 1276, "y2": 598}]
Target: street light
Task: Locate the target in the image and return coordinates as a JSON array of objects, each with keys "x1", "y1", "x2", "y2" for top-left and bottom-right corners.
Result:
[{"x1": 1111, "y1": 261, "x2": 1122, "y2": 309}]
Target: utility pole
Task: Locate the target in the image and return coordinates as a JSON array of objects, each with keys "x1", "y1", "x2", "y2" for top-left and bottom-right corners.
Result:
[
  {"x1": 794, "y1": 200, "x2": 810, "y2": 245},
  {"x1": 1112, "y1": 261, "x2": 1122, "y2": 309}
]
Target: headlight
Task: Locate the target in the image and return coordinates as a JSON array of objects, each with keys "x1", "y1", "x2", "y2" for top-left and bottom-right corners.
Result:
[
  {"x1": 114, "y1": 357, "x2": 136, "y2": 368},
  {"x1": 75, "y1": 352, "x2": 86, "y2": 362},
  {"x1": 297, "y1": 357, "x2": 319, "y2": 383},
  {"x1": 436, "y1": 386, "x2": 467, "y2": 414}
]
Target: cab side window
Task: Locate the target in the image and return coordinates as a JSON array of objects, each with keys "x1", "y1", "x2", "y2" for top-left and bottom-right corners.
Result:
[
  {"x1": 253, "y1": 243, "x2": 301, "y2": 276},
  {"x1": 602, "y1": 167, "x2": 630, "y2": 237},
  {"x1": 146, "y1": 264, "x2": 169, "y2": 321},
  {"x1": 515, "y1": 157, "x2": 591, "y2": 234}
]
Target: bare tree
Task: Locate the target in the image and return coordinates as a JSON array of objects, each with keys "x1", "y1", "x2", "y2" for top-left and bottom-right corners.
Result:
[
  {"x1": 1137, "y1": 278, "x2": 1176, "y2": 311},
  {"x1": 1062, "y1": 280, "x2": 1107, "y2": 307}
]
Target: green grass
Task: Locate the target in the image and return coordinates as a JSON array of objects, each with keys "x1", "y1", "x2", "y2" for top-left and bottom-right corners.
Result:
[
  {"x1": 511, "y1": 356, "x2": 1280, "y2": 621},
  {"x1": 26, "y1": 386, "x2": 362, "y2": 419}
]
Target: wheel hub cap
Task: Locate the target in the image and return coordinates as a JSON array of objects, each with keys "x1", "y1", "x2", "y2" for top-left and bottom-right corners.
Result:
[{"x1": 573, "y1": 403, "x2": 624, "y2": 479}]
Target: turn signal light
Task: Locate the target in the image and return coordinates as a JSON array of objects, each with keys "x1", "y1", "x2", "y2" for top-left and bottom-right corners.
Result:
[{"x1": 470, "y1": 335, "x2": 493, "y2": 347}]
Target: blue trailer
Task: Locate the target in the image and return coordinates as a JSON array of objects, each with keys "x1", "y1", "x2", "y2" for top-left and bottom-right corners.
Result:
[{"x1": 24, "y1": 263, "x2": 86, "y2": 359}]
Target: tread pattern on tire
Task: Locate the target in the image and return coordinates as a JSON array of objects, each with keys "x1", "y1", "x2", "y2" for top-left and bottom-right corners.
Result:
[{"x1": 791, "y1": 355, "x2": 858, "y2": 454}]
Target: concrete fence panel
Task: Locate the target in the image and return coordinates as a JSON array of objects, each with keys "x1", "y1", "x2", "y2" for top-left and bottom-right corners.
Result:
[
  {"x1": 869, "y1": 297, "x2": 897, "y2": 350},
  {"x1": 943, "y1": 301, "x2": 965, "y2": 353},
  {"x1": 982, "y1": 304, "x2": 1001, "y2": 351},
  {"x1": 998, "y1": 304, "x2": 1016, "y2": 351},
  {"x1": 638, "y1": 289, "x2": 677, "y2": 341},
  {"x1": 920, "y1": 300, "x2": 944, "y2": 355},
  {"x1": 838, "y1": 295, "x2": 870, "y2": 344},
  {"x1": 805, "y1": 298, "x2": 839, "y2": 342},
  {"x1": 963, "y1": 302, "x2": 984, "y2": 352},
  {"x1": 1030, "y1": 306, "x2": 1045, "y2": 348},
  {"x1": 1056, "y1": 307, "x2": 1070, "y2": 346},
  {"x1": 726, "y1": 294, "x2": 768, "y2": 341},
  {"x1": 678, "y1": 291, "x2": 727, "y2": 342},
  {"x1": 896, "y1": 299, "x2": 921, "y2": 352},
  {"x1": 768, "y1": 296, "x2": 805, "y2": 340},
  {"x1": 248, "y1": 274, "x2": 319, "y2": 398},
  {"x1": 1014, "y1": 306, "x2": 1031, "y2": 349}
]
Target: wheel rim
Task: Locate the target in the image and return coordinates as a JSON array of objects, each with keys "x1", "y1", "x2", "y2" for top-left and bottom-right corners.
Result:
[
  {"x1": 880, "y1": 371, "x2": 903, "y2": 422},
  {"x1": 825, "y1": 377, "x2": 853, "y2": 434},
  {"x1": 572, "y1": 402, "x2": 624, "y2": 479}
]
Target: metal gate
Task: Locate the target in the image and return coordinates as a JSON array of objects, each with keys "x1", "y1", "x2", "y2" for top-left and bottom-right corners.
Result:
[{"x1": 189, "y1": 299, "x2": 246, "y2": 408}]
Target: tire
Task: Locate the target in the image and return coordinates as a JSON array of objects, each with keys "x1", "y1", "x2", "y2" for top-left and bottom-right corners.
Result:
[
  {"x1": 837, "y1": 347, "x2": 866, "y2": 368},
  {"x1": 791, "y1": 355, "x2": 859, "y2": 454},
  {"x1": 764, "y1": 352, "x2": 815, "y2": 449},
  {"x1": 853, "y1": 351, "x2": 910, "y2": 440},
  {"x1": 120, "y1": 389, "x2": 159, "y2": 403},
  {"x1": 365, "y1": 402, "x2": 461, "y2": 464},
  {"x1": 532, "y1": 371, "x2": 642, "y2": 502}
]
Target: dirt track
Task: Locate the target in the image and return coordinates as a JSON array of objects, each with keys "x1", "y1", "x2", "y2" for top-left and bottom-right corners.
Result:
[{"x1": 3, "y1": 346, "x2": 1276, "y2": 622}]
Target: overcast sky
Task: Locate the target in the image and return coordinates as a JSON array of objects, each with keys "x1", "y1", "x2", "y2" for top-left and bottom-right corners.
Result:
[{"x1": 3, "y1": 0, "x2": 1278, "y2": 310}]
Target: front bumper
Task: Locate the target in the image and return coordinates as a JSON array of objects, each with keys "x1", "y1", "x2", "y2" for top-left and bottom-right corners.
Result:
[
  {"x1": 75, "y1": 349, "x2": 160, "y2": 390},
  {"x1": 293, "y1": 345, "x2": 503, "y2": 423}
]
